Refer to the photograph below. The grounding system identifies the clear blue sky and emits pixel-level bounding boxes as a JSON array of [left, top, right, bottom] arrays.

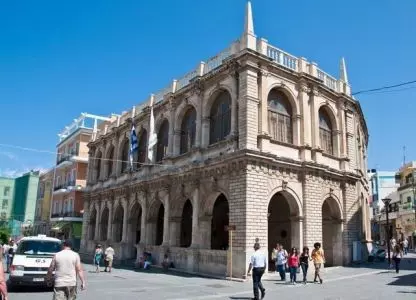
[[1, 0, 415, 176]]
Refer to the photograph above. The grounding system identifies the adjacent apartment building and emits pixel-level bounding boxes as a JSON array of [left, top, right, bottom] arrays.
[[34, 169, 54, 235], [0, 177, 15, 223], [49, 113, 111, 249], [81, 2, 371, 278]]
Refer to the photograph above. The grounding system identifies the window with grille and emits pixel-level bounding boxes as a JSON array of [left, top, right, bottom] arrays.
[[209, 91, 231, 144], [180, 107, 197, 154], [156, 120, 169, 162], [267, 90, 293, 143], [319, 109, 333, 154]]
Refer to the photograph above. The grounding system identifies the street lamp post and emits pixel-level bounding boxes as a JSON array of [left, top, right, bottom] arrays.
[[382, 198, 392, 265]]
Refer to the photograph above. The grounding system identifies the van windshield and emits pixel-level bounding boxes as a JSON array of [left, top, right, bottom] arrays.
[[16, 240, 62, 256]]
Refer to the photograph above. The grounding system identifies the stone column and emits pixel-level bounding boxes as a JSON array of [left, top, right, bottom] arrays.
[[161, 191, 170, 246], [231, 71, 239, 137], [121, 199, 129, 242], [310, 87, 319, 149], [106, 201, 113, 242], [172, 130, 181, 156], [169, 217, 181, 246], [167, 105, 175, 157], [290, 216, 303, 251], [338, 102, 347, 158], [191, 187, 200, 248], [94, 203, 100, 241], [140, 193, 147, 244], [199, 216, 212, 249], [80, 197, 90, 249], [258, 70, 268, 135], [195, 91, 203, 148], [201, 117, 210, 148], [115, 134, 123, 176], [297, 83, 311, 147]]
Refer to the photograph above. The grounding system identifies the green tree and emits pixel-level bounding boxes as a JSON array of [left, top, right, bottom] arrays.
[[0, 226, 11, 244]]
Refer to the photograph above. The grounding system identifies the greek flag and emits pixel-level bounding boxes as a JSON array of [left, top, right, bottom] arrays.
[[129, 125, 138, 169]]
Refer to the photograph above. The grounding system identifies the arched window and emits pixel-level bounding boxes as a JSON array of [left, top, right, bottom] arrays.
[[180, 107, 197, 154], [137, 130, 147, 167], [95, 151, 102, 181], [121, 138, 129, 173], [106, 146, 114, 178], [267, 90, 292, 143], [156, 120, 169, 162], [319, 108, 333, 155], [209, 91, 231, 144]]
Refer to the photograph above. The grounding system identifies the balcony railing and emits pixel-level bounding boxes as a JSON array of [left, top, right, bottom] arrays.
[[56, 149, 80, 165], [51, 211, 83, 219]]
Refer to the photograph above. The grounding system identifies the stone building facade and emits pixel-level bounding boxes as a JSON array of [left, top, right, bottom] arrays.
[[80, 2, 371, 278]]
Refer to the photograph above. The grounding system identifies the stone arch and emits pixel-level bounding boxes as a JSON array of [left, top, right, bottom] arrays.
[[321, 193, 343, 220], [100, 206, 109, 241], [94, 150, 103, 181], [322, 197, 343, 266], [156, 119, 169, 162], [317, 103, 339, 131], [318, 105, 338, 155], [208, 89, 232, 144], [105, 144, 115, 178], [118, 136, 130, 173], [137, 128, 148, 167], [174, 102, 198, 131], [112, 204, 124, 243], [267, 190, 302, 270], [203, 85, 234, 118], [128, 202, 142, 245], [180, 199, 193, 248], [211, 194, 229, 250], [266, 83, 299, 115], [200, 189, 230, 217], [267, 186, 303, 217], [147, 197, 164, 246], [179, 105, 197, 154], [88, 207, 97, 240]]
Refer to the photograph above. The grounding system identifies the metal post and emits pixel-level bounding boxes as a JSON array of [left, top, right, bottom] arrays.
[[230, 230, 233, 280]]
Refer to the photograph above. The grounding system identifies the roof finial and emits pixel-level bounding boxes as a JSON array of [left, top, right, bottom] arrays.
[[340, 57, 349, 84], [244, 1, 254, 36], [241, 1, 256, 50]]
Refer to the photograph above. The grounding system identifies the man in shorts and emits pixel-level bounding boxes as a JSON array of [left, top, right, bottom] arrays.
[[47, 240, 86, 300], [104, 244, 115, 273]]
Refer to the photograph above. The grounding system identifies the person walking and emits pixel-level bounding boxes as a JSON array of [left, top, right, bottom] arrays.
[[247, 242, 266, 300], [271, 243, 280, 273], [47, 240, 86, 300], [276, 245, 288, 281], [300, 246, 310, 284], [94, 245, 103, 273], [392, 244, 403, 273], [288, 247, 300, 285], [104, 245, 115, 273], [311, 242, 325, 284], [403, 238, 409, 255], [0, 255, 9, 300]]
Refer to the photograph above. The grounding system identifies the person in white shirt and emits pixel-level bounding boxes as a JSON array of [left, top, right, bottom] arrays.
[[403, 238, 409, 255], [247, 243, 267, 300], [104, 245, 115, 273], [47, 240, 86, 300]]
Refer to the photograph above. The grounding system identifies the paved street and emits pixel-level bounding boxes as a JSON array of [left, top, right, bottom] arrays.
[[8, 254, 416, 300]]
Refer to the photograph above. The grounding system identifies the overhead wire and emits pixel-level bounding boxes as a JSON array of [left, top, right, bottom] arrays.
[[352, 80, 416, 96]]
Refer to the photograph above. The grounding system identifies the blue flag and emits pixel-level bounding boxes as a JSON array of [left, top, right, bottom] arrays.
[[129, 125, 138, 169]]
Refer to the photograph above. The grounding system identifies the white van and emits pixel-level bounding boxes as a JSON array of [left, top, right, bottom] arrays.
[[9, 235, 62, 288]]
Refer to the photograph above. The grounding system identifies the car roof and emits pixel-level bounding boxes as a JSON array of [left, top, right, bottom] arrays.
[[19, 235, 61, 243]]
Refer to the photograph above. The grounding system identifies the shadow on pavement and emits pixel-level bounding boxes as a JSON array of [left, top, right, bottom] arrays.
[[229, 297, 252, 300], [387, 272, 416, 287], [7, 284, 52, 294], [397, 291, 416, 294]]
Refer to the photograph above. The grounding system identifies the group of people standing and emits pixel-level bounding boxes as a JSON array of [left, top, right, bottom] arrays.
[[248, 242, 325, 300], [2, 239, 17, 273]]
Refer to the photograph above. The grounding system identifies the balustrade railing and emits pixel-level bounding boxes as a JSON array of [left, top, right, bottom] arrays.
[[204, 46, 231, 74], [317, 68, 338, 91], [176, 68, 198, 91], [266, 45, 298, 71]]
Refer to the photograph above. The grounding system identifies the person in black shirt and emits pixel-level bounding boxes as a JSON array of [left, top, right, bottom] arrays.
[[299, 246, 310, 284]]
